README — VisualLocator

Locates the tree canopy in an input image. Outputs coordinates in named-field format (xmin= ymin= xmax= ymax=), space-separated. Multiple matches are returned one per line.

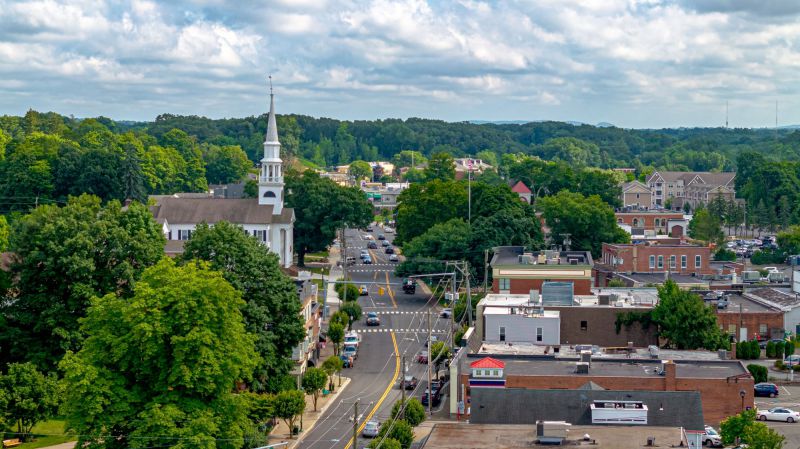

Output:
xmin=651 ymin=280 xmax=728 ymax=350
xmin=60 ymin=258 xmax=258 ymax=449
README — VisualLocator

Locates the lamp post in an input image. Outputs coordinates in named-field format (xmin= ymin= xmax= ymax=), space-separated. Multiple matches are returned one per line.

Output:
xmin=739 ymin=389 xmax=746 ymax=412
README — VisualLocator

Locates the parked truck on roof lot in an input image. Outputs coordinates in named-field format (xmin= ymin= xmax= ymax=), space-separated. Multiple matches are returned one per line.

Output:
xmin=768 ymin=271 xmax=786 ymax=283
xmin=742 ymin=271 xmax=762 ymax=283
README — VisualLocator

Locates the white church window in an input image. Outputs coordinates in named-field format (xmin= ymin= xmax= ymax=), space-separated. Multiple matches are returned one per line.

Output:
xmin=179 ymin=229 xmax=192 ymax=241
xmin=254 ymin=230 xmax=267 ymax=242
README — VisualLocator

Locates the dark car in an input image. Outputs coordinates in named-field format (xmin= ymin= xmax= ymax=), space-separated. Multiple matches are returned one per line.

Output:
xmin=402 ymin=278 xmax=416 ymax=294
xmin=421 ymin=388 xmax=441 ymax=407
xmin=340 ymin=355 xmax=353 ymax=368
xmin=385 ymin=247 xmax=394 ymax=254
xmin=368 ymin=242 xmax=378 ymax=249
xmin=401 ymin=375 xmax=418 ymax=390
xmin=366 ymin=312 xmax=380 ymax=326
xmin=377 ymin=234 xmax=386 ymax=240
xmin=755 ymin=382 xmax=780 ymax=398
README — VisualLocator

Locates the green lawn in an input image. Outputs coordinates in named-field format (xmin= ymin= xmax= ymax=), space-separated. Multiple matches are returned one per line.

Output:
xmin=13 ymin=419 xmax=75 ymax=448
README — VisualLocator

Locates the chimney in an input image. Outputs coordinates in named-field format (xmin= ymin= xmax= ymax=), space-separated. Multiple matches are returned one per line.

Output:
xmin=663 ymin=360 xmax=676 ymax=391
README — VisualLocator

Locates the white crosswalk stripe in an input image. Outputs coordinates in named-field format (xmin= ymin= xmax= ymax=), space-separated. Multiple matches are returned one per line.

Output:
xmin=353 ymin=328 xmax=446 ymax=334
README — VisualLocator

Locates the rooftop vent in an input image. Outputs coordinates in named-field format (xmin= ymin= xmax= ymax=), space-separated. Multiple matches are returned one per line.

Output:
xmin=576 ymin=362 xmax=589 ymax=374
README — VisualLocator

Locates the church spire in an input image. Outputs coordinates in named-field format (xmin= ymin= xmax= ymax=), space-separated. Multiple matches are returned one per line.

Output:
xmin=265 ymin=75 xmax=279 ymax=144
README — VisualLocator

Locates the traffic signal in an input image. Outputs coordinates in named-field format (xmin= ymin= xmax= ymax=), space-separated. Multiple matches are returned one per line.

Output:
xmin=378 ymin=287 xmax=385 ymax=295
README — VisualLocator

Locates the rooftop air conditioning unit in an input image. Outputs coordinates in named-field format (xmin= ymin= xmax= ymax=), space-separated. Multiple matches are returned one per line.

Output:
xmin=580 ymin=350 xmax=592 ymax=364
xmin=576 ymin=362 xmax=589 ymax=374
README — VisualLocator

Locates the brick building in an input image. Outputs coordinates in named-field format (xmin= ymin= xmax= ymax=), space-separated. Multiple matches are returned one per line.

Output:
xmin=456 ymin=354 xmax=754 ymax=424
xmin=491 ymin=247 xmax=594 ymax=295
xmin=713 ymin=293 xmax=784 ymax=341
xmin=614 ymin=210 xmax=686 ymax=236
xmin=601 ymin=242 xmax=712 ymax=275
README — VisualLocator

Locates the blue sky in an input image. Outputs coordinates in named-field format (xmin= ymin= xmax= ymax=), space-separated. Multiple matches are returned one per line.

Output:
xmin=1 ymin=0 xmax=799 ymax=128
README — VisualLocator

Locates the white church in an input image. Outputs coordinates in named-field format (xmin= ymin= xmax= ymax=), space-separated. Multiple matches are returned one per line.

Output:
xmin=150 ymin=90 xmax=295 ymax=267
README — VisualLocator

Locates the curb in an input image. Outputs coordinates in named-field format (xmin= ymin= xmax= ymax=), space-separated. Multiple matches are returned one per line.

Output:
xmin=419 ymin=280 xmax=433 ymax=296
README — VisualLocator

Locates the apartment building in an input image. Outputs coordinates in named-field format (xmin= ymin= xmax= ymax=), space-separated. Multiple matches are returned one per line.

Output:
xmin=646 ymin=171 xmax=735 ymax=210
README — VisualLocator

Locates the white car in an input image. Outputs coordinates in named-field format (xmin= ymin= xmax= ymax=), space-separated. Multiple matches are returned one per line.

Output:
xmin=702 ymin=426 xmax=722 ymax=447
xmin=763 ymin=266 xmax=780 ymax=273
xmin=383 ymin=226 xmax=394 ymax=233
xmin=364 ymin=234 xmax=374 ymax=240
xmin=362 ymin=420 xmax=380 ymax=437
xmin=344 ymin=332 xmax=361 ymax=347
xmin=757 ymin=407 xmax=800 ymax=422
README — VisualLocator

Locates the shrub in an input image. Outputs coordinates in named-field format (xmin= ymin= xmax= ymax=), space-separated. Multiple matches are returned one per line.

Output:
xmin=747 ymin=364 xmax=768 ymax=383
xmin=715 ymin=247 xmax=737 ymax=261
xmin=335 ymin=282 xmax=360 ymax=301
xmin=750 ymin=340 xmax=761 ymax=359
xmin=391 ymin=398 xmax=426 ymax=427
xmin=766 ymin=341 xmax=775 ymax=358
xmin=775 ymin=359 xmax=786 ymax=370
xmin=793 ymin=364 xmax=800 ymax=372
xmin=751 ymin=249 xmax=786 ymax=265
xmin=786 ymin=340 xmax=796 ymax=357
xmin=775 ymin=341 xmax=785 ymax=359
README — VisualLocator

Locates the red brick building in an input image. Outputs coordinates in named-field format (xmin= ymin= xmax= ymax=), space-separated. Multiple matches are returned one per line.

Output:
xmin=601 ymin=243 xmax=712 ymax=275
xmin=615 ymin=211 xmax=686 ymax=237
xmin=715 ymin=293 xmax=784 ymax=340
xmin=490 ymin=247 xmax=594 ymax=295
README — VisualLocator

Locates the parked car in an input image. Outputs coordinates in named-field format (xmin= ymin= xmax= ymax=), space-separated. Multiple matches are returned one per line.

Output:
xmin=385 ymin=246 xmax=394 ymax=254
xmin=368 ymin=242 xmax=378 ymax=249
xmin=759 ymin=338 xmax=785 ymax=349
xmin=362 ymin=420 xmax=380 ymax=438
xmin=421 ymin=388 xmax=441 ymax=407
xmin=377 ymin=234 xmax=386 ymax=240
xmin=340 ymin=355 xmax=353 ymax=368
xmin=360 ymin=250 xmax=369 ymax=258
xmin=343 ymin=344 xmax=358 ymax=360
xmin=359 ymin=285 xmax=369 ymax=295
xmin=366 ymin=312 xmax=380 ymax=326
xmin=786 ymin=355 xmax=800 ymax=366
xmin=344 ymin=332 xmax=361 ymax=347
xmin=416 ymin=351 xmax=429 ymax=364
xmin=702 ymin=425 xmax=722 ymax=447
xmin=758 ymin=407 xmax=800 ymax=422
xmin=754 ymin=382 xmax=780 ymax=398
xmin=389 ymin=254 xmax=399 ymax=262
xmin=425 ymin=335 xmax=439 ymax=347
xmin=440 ymin=308 xmax=452 ymax=318
xmin=401 ymin=375 xmax=419 ymax=390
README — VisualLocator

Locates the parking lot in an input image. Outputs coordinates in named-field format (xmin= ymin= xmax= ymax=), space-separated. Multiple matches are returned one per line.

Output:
xmin=754 ymin=384 xmax=800 ymax=447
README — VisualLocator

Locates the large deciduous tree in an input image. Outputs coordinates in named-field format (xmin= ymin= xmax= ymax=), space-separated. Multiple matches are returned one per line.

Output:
xmin=181 ymin=222 xmax=304 ymax=390
xmin=204 ymin=144 xmax=251 ymax=184
xmin=651 ymin=280 xmax=727 ymax=350
xmin=0 ymin=362 xmax=61 ymax=442
xmin=285 ymin=170 xmax=372 ymax=266
xmin=539 ymin=190 xmax=629 ymax=257
xmin=348 ymin=160 xmax=373 ymax=181
xmin=688 ymin=208 xmax=724 ymax=244
xmin=0 ymin=195 xmax=165 ymax=370
xmin=60 ymin=258 xmax=258 ymax=449
xmin=424 ymin=152 xmax=455 ymax=182
xmin=395 ymin=180 xmax=467 ymax=245
xmin=301 ymin=367 xmax=328 ymax=411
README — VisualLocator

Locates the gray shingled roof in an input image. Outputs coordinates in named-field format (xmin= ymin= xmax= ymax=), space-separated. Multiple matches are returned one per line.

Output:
xmin=150 ymin=197 xmax=293 ymax=225
xmin=469 ymin=388 xmax=704 ymax=430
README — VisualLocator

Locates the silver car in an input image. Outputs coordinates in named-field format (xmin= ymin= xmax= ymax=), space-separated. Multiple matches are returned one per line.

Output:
xmin=362 ymin=420 xmax=380 ymax=437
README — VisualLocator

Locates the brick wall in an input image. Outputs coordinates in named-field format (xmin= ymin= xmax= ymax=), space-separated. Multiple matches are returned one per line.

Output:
xmin=459 ymin=362 xmax=753 ymax=423
xmin=602 ymin=243 xmax=712 ymax=275
xmin=716 ymin=311 xmax=784 ymax=340
xmin=493 ymin=278 xmax=593 ymax=295
xmin=547 ymin=306 xmax=658 ymax=347
xmin=615 ymin=212 xmax=683 ymax=232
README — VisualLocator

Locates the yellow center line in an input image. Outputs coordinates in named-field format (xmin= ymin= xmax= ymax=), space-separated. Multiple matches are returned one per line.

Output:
xmin=343 ymin=331 xmax=400 ymax=449
xmin=385 ymin=271 xmax=397 ymax=309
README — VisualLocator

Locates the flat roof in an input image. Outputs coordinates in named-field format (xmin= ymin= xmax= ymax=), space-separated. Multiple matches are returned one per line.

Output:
xmin=478 ymin=343 xmax=734 ymax=362
xmin=460 ymin=354 xmax=747 ymax=379
xmin=480 ymin=289 xmax=659 ymax=309
xmin=618 ymin=273 xmax=708 ymax=284
xmin=491 ymin=246 xmax=593 ymax=267
xmin=716 ymin=293 xmax=780 ymax=313
xmin=483 ymin=308 xmax=560 ymax=317
xmin=421 ymin=423 xmax=685 ymax=449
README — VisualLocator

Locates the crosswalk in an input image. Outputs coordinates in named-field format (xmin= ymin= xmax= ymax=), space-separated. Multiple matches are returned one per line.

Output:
xmin=353 ymin=328 xmax=447 ymax=334
xmin=370 ymin=311 xmax=429 ymax=315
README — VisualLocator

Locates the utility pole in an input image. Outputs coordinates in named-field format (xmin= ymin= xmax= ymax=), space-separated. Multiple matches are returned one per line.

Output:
xmin=353 ymin=401 xmax=359 ymax=449
xmin=400 ymin=356 xmax=406 ymax=419
xmin=465 ymin=261 xmax=472 ymax=327
xmin=450 ymin=271 xmax=457 ymax=342
xmin=342 ymin=228 xmax=348 ymax=303
xmin=483 ymin=249 xmax=489 ymax=294
xmin=427 ymin=309 xmax=433 ymax=416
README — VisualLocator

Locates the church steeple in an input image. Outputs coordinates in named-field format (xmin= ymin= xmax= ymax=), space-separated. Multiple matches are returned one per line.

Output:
xmin=258 ymin=77 xmax=284 ymax=214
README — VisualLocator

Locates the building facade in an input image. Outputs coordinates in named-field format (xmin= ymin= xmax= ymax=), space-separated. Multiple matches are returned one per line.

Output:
xmin=292 ymin=277 xmax=322 ymax=374
xmin=614 ymin=211 xmax=686 ymax=236
xmin=601 ymin=243 xmax=711 ymax=275
xmin=620 ymin=181 xmax=651 ymax=208
xmin=150 ymin=90 xmax=294 ymax=267
xmin=646 ymin=171 xmax=735 ymax=210
xmin=491 ymin=247 xmax=594 ymax=296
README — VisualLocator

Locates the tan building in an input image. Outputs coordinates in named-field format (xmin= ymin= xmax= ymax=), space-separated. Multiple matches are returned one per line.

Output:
xmin=491 ymin=247 xmax=594 ymax=296
xmin=620 ymin=180 xmax=651 ymax=208
xmin=646 ymin=171 xmax=735 ymax=210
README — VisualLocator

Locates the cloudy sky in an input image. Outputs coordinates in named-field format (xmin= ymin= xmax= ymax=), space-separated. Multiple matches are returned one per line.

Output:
xmin=1 ymin=0 xmax=799 ymax=128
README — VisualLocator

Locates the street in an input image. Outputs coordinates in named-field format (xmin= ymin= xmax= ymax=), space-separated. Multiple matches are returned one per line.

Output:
xmin=300 ymin=226 xmax=452 ymax=449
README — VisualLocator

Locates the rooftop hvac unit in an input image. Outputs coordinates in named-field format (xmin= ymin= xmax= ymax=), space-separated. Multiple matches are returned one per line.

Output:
xmin=576 ymin=362 xmax=589 ymax=374
xmin=580 ymin=350 xmax=592 ymax=364
xmin=598 ymin=294 xmax=610 ymax=306
xmin=718 ymin=349 xmax=728 ymax=360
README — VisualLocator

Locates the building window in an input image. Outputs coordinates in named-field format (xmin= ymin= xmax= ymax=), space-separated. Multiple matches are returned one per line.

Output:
xmin=670 ymin=255 xmax=676 ymax=269
xmin=655 ymin=218 xmax=660 ymax=227
xmin=649 ymin=255 xmax=655 ymax=269
xmin=536 ymin=327 xmax=543 ymax=342
xmin=681 ymin=255 xmax=687 ymax=269
xmin=728 ymin=324 xmax=736 ymax=335
xmin=499 ymin=327 xmax=506 ymax=342
xmin=580 ymin=321 xmax=588 ymax=331
xmin=657 ymin=255 xmax=664 ymax=269
xmin=493 ymin=370 xmax=499 ymax=377
xmin=179 ymin=229 xmax=192 ymax=240
xmin=759 ymin=324 xmax=767 ymax=336
xmin=499 ymin=278 xmax=510 ymax=290
xmin=695 ymin=255 xmax=701 ymax=268
xmin=254 ymin=230 xmax=267 ymax=242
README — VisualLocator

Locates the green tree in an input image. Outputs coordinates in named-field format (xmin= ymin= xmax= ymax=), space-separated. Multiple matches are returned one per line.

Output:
xmin=181 ymin=222 xmax=305 ymax=390
xmin=60 ymin=258 xmax=258 ymax=449
xmin=244 ymin=179 xmax=258 ymax=198
xmin=160 ymin=128 xmax=208 ymax=192
xmin=335 ymin=282 xmax=360 ymax=302
xmin=721 ymin=409 xmax=756 ymax=446
xmin=372 ymin=419 xmax=414 ymax=449
xmin=340 ymin=301 xmax=363 ymax=330
xmin=747 ymin=364 xmax=768 ymax=383
xmin=1 ymin=195 xmax=165 ymax=370
xmin=0 ymin=215 xmax=9 ymax=252
xmin=539 ymin=190 xmax=629 ymax=257
xmin=688 ymin=208 xmax=724 ymax=244
xmin=391 ymin=398 xmax=426 ymax=427
xmin=395 ymin=180 xmax=467 ymax=244
xmin=321 ymin=356 xmax=344 ymax=390
xmin=204 ymin=144 xmax=251 ymax=184
xmin=429 ymin=341 xmax=451 ymax=379
xmin=538 ymin=137 xmax=602 ymax=167
xmin=273 ymin=389 xmax=306 ymax=439
xmin=402 ymin=167 xmax=426 ymax=182
xmin=392 ymin=150 xmax=427 ymax=168
xmin=0 ymin=362 xmax=61 ymax=442
xmin=777 ymin=226 xmax=800 ymax=256
xmin=424 ymin=152 xmax=455 ymax=182
xmin=369 ymin=438 xmax=402 ymax=449
xmin=285 ymin=171 xmax=372 ymax=266
xmin=744 ymin=422 xmax=785 ymax=449
xmin=118 ymin=133 xmax=147 ymax=203
xmin=349 ymin=160 xmax=373 ymax=181
xmin=302 ymin=367 xmax=328 ymax=411
xmin=651 ymin=280 xmax=727 ymax=350
xmin=328 ymin=322 xmax=345 ymax=356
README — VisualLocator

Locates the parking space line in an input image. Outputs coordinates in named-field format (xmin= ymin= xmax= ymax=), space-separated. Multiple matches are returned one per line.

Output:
xmin=783 ymin=386 xmax=792 ymax=395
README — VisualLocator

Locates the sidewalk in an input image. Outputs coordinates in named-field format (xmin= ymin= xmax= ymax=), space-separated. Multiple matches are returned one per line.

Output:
xmin=268 ymin=376 xmax=352 ymax=449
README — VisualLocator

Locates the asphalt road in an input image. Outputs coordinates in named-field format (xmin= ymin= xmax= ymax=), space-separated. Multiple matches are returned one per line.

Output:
xmin=753 ymin=385 xmax=800 ymax=448
xmin=300 ymin=226 xmax=452 ymax=449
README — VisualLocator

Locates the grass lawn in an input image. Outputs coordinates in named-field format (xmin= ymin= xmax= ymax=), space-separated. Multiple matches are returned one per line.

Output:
xmin=305 ymin=250 xmax=329 ymax=259
xmin=14 ymin=419 xmax=75 ymax=448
